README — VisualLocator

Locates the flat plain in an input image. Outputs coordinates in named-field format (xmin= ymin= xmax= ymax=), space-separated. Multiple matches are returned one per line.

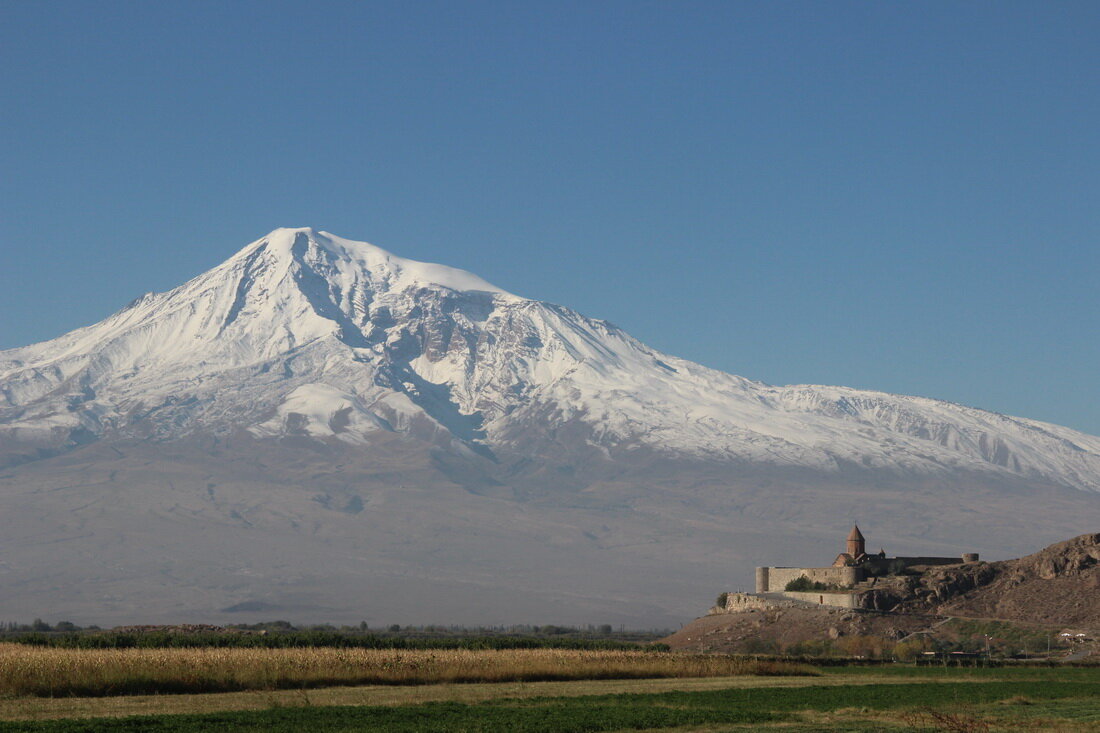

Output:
xmin=0 ymin=644 xmax=1098 ymax=731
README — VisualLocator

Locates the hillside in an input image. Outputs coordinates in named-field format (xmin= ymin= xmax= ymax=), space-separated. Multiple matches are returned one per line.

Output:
xmin=930 ymin=532 xmax=1100 ymax=626
xmin=668 ymin=532 xmax=1100 ymax=653
xmin=851 ymin=532 xmax=1100 ymax=627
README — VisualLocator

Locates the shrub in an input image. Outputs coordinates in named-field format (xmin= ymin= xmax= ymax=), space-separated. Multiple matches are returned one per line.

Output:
xmin=784 ymin=576 xmax=832 ymax=592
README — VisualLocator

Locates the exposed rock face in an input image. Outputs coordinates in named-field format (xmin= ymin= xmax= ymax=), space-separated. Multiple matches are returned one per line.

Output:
xmin=856 ymin=533 xmax=1100 ymax=626
xmin=907 ymin=563 xmax=999 ymax=605
xmin=857 ymin=589 xmax=908 ymax=612
xmin=1027 ymin=533 xmax=1100 ymax=578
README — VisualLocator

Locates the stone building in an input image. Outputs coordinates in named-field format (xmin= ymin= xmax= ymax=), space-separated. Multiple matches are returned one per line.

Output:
xmin=732 ymin=525 xmax=981 ymax=610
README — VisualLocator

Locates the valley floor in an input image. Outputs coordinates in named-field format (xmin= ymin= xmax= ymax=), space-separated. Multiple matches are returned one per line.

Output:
xmin=2 ymin=666 xmax=1100 ymax=731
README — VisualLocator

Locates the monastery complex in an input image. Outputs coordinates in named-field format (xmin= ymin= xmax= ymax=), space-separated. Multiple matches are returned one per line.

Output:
xmin=714 ymin=525 xmax=981 ymax=612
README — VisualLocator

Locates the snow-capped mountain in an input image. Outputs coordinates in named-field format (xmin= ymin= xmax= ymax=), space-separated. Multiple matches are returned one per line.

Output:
xmin=3 ymin=227 xmax=1099 ymax=491
xmin=1 ymin=227 xmax=1098 ymax=626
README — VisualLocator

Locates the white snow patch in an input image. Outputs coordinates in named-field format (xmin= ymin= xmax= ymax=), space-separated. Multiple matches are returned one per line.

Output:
xmin=251 ymin=384 xmax=385 ymax=444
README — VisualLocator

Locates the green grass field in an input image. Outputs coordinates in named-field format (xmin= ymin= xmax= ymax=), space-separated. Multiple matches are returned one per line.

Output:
xmin=2 ymin=666 xmax=1099 ymax=731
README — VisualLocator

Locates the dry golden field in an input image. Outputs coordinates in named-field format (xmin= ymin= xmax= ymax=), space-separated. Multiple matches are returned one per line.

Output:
xmin=0 ymin=644 xmax=815 ymax=697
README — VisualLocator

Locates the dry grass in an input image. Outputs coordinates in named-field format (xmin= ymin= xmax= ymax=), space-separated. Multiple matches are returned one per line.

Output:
xmin=0 ymin=643 xmax=816 ymax=698
xmin=900 ymin=709 xmax=992 ymax=732
xmin=0 ymin=674 xmax=862 ymax=722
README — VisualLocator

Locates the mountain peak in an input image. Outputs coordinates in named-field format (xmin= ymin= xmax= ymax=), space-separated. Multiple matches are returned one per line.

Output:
xmin=2 ymin=228 xmax=1099 ymax=497
xmin=3 ymin=229 xmax=1100 ymax=629
xmin=240 ymin=227 xmax=517 ymax=299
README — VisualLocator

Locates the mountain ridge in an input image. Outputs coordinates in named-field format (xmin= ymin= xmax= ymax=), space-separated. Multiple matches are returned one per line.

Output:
xmin=2 ymin=227 xmax=1098 ymax=491
xmin=0 ymin=228 xmax=1098 ymax=626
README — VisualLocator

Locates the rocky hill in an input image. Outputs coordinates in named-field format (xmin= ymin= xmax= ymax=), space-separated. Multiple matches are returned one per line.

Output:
xmin=669 ymin=532 xmax=1100 ymax=653
xmin=927 ymin=532 xmax=1100 ymax=626
xmin=849 ymin=532 xmax=1100 ymax=627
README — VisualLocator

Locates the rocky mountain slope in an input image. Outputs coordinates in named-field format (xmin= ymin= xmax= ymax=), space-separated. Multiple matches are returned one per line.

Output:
xmin=0 ymin=227 xmax=1098 ymax=626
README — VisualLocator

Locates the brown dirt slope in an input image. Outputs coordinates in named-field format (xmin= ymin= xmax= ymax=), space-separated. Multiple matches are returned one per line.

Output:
xmin=663 ymin=607 xmax=939 ymax=653
xmin=928 ymin=531 xmax=1100 ymax=626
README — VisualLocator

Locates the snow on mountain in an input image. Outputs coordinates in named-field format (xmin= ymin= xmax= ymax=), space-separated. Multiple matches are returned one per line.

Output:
xmin=2 ymin=226 xmax=1100 ymax=494
xmin=3 ymin=227 xmax=1100 ymax=627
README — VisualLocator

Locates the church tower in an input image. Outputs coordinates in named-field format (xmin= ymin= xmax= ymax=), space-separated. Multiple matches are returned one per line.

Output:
xmin=847 ymin=524 xmax=866 ymax=559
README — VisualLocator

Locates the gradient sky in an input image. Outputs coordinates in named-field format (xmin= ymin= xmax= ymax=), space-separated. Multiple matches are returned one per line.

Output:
xmin=1 ymin=1 xmax=1098 ymax=434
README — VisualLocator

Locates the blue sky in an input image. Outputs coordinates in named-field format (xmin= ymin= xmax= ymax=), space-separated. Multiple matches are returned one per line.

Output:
xmin=1 ymin=1 xmax=1098 ymax=434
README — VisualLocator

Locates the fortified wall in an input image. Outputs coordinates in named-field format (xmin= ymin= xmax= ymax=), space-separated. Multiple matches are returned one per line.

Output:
xmin=712 ymin=525 xmax=980 ymax=614
xmin=715 ymin=590 xmax=861 ymax=613
xmin=755 ymin=566 xmax=860 ymax=594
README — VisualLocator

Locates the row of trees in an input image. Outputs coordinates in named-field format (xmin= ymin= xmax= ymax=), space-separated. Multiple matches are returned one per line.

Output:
xmin=2 ymin=619 xmax=665 ymax=640
xmin=0 ymin=618 xmax=670 ymax=650
xmin=0 ymin=620 xmax=92 ymax=633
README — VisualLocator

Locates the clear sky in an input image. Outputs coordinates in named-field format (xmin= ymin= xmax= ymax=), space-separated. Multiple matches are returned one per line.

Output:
xmin=1 ymin=1 xmax=1097 ymax=435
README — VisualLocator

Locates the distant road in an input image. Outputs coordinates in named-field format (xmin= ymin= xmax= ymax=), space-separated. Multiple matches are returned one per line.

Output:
xmin=1062 ymin=648 xmax=1094 ymax=663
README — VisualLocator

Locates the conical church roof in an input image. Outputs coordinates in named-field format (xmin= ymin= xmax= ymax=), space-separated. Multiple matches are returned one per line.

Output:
xmin=847 ymin=524 xmax=865 ymax=541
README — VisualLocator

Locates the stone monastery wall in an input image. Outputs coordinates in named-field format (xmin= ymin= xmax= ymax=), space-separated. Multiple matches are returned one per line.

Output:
xmin=755 ymin=566 xmax=859 ymax=593
xmin=779 ymin=590 xmax=861 ymax=608
xmin=710 ymin=590 xmax=861 ymax=615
